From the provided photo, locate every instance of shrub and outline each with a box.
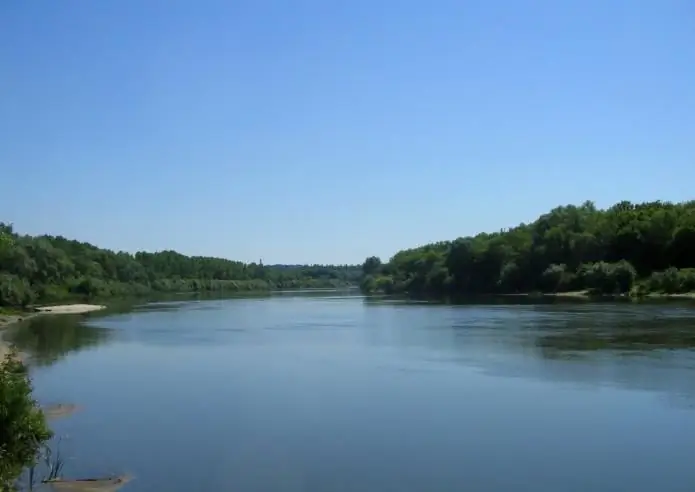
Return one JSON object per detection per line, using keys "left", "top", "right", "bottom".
{"left": 646, "top": 268, "right": 695, "bottom": 294}
{"left": 541, "top": 264, "right": 576, "bottom": 292}
{"left": 0, "top": 275, "right": 36, "bottom": 308}
{"left": 359, "top": 275, "right": 377, "bottom": 294}
{"left": 0, "top": 352, "right": 52, "bottom": 488}
{"left": 577, "top": 261, "right": 637, "bottom": 294}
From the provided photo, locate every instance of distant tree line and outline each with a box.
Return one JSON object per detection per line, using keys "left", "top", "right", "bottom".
{"left": 360, "top": 200, "right": 695, "bottom": 297}
{"left": 0, "top": 223, "right": 360, "bottom": 307}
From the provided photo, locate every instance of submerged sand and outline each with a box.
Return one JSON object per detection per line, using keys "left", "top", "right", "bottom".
{"left": 45, "top": 475, "right": 132, "bottom": 491}
{"left": 43, "top": 403, "right": 82, "bottom": 420}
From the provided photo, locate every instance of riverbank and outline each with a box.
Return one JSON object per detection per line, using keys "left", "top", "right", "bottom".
{"left": 1, "top": 304, "right": 123, "bottom": 487}
{"left": 503, "top": 290, "right": 695, "bottom": 300}
{"left": 503, "top": 291, "right": 593, "bottom": 299}
{"left": 0, "top": 312, "right": 33, "bottom": 359}
{"left": 644, "top": 292, "right": 695, "bottom": 299}
{"left": 0, "top": 304, "right": 106, "bottom": 359}
{"left": 35, "top": 304, "right": 106, "bottom": 314}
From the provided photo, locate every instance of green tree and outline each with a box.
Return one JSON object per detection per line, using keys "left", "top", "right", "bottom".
{"left": 361, "top": 257, "right": 382, "bottom": 276}
{"left": 0, "top": 353, "right": 52, "bottom": 489}
{"left": 0, "top": 224, "right": 363, "bottom": 307}
{"left": 359, "top": 199, "right": 695, "bottom": 297}
{"left": 541, "top": 264, "right": 574, "bottom": 292}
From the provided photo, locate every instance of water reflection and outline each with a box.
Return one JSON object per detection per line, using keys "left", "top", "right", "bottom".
{"left": 363, "top": 298, "right": 695, "bottom": 407}
{"left": 533, "top": 308, "right": 695, "bottom": 354}
{"left": 7, "top": 315, "right": 112, "bottom": 366}
{"left": 537, "top": 326, "right": 695, "bottom": 353}
{"left": 22, "top": 295, "right": 695, "bottom": 492}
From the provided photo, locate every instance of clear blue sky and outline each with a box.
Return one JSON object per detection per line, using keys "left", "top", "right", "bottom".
{"left": 1, "top": 1, "right": 693, "bottom": 265}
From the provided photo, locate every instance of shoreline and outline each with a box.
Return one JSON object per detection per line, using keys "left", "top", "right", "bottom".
{"left": 644, "top": 292, "right": 695, "bottom": 299}
{"left": 1, "top": 304, "right": 118, "bottom": 485}
{"left": 502, "top": 291, "right": 592, "bottom": 299}
{"left": 504, "top": 291, "right": 695, "bottom": 300}
{"left": 0, "top": 304, "right": 106, "bottom": 359}
{"left": 34, "top": 303, "right": 107, "bottom": 314}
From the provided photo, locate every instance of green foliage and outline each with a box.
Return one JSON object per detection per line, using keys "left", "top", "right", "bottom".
{"left": 360, "top": 200, "right": 695, "bottom": 296}
{"left": 360, "top": 275, "right": 377, "bottom": 294}
{"left": 0, "top": 275, "right": 35, "bottom": 308}
{"left": 541, "top": 264, "right": 575, "bottom": 292}
{"left": 644, "top": 268, "right": 695, "bottom": 294}
{"left": 0, "top": 222, "right": 361, "bottom": 307}
{"left": 0, "top": 353, "right": 52, "bottom": 488}
{"left": 361, "top": 257, "right": 382, "bottom": 276}
{"left": 577, "top": 261, "right": 637, "bottom": 294}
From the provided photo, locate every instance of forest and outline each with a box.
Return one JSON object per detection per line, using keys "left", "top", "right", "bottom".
{"left": 0, "top": 223, "right": 360, "bottom": 307}
{"left": 360, "top": 200, "right": 695, "bottom": 297}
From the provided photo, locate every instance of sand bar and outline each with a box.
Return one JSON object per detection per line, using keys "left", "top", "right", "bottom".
{"left": 35, "top": 304, "right": 106, "bottom": 314}
{"left": 1, "top": 304, "right": 105, "bottom": 359}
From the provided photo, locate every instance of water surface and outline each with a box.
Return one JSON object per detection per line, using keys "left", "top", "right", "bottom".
{"left": 13, "top": 294, "right": 695, "bottom": 491}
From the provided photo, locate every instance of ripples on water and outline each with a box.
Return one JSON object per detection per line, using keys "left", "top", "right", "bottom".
{"left": 10, "top": 293, "right": 695, "bottom": 492}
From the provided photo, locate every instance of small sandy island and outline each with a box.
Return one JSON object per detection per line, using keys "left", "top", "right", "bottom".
{"left": 35, "top": 304, "right": 106, "bottom": 314}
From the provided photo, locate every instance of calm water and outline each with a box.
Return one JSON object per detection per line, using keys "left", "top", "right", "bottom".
{"left": 10, "top": 293, "right": 695, "bottom": 491}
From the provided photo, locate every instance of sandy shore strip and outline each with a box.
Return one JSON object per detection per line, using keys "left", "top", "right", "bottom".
{"left": 1, "top": 304, "right": 105, "bottom": 359}
{"left": 502, "top": 290, "right": 591, "bottom": 298}
{"left": 35, "top": 304, "right": 106, "bottom": 314}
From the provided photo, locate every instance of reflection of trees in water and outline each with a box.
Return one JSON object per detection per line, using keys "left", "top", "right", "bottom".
{"left": 7, "top": 315, "right": 112, "bottom": 366}
{"left": 532, "top": 306, "right": 695, "bottom": 355}
{"left": 513, "top": 305, "right": 695, "bottom": 409}
{"left": 537, "top": 329, "right": 695, "bottom": 354}
{"left": 364, "top": 298, "right": 695, "bottom": 407}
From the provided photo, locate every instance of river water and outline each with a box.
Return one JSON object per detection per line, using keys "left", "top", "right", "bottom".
{"left": 9, "top": 293, "right": 695, "bottom": 491}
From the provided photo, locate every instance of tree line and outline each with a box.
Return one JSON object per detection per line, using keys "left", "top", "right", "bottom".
{"left": 0, "top": 223, "right": 360, "bottom": 307}
{"left": 360, "top": 200, "right": 695, "bottom": 297}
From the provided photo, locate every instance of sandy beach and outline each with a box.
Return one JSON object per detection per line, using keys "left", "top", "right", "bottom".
{"left": 0, "top": 304, "right": 106, "bottom": 359}
{"left": 35, "top": 304, "right": 106, "bottom": 314}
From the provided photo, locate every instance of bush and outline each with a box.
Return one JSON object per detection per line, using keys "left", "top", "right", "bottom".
{"left": 359, "top": 275, "right": 377, "bottom": 294}
{"left": 645, "top": 268, "right": 695, "bottom": 294}
{"left": 0, "top": 352, "right": 52, "bottom": 488}
{"left": 0, "top": 274, "right": 36, "bottom": 308}
{"left": 375, "top": 276, "right": 395, "bottom": 294}
{"left": 541, "top": 264, "right": 576, "bottom": 292}
{"left": 578, "top": 261, "right": 637, "bottom": 294}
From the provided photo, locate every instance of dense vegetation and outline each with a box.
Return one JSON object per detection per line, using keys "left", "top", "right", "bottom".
{"left": 360, "top": 200, "right": 695, "bottom": 297}
{"left": 0, "top": 353, "right": 52, "bottom": 489}
{"left": 0, "top": 223, "right": 360, "bottom": 307}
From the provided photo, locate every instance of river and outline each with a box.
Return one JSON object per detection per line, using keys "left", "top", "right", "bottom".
{"left": 8, "top": 293, "right": 695, "bottom": 491}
